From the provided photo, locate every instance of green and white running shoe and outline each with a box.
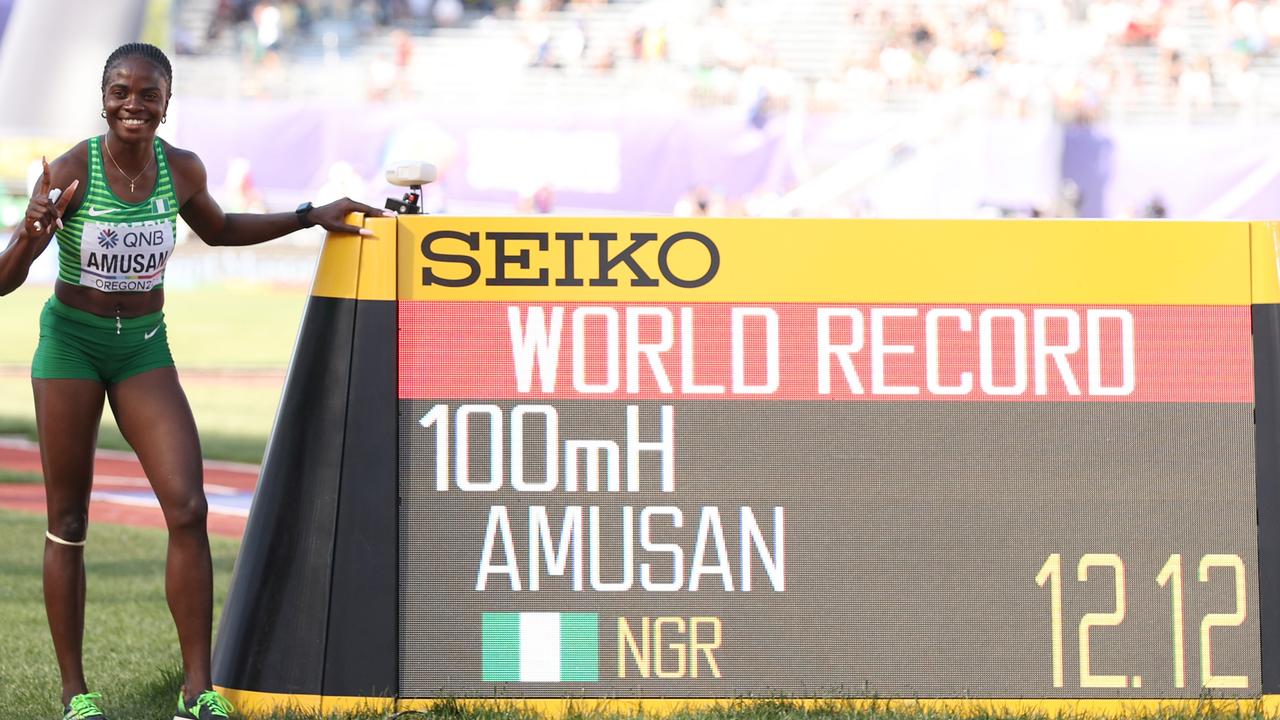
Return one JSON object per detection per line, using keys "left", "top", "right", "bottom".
{"left": 173, "top": 689, "right": 235, "bottom": 719}
{"left": 63, "top": 692, "right": 107, "bottom": 719}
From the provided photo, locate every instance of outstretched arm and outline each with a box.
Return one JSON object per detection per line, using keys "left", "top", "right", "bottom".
{"left": 0, "top": 157, "right": 78, "bottom": 296}
{"left": 176, "top": 150, "right": 391, "bottom": 247}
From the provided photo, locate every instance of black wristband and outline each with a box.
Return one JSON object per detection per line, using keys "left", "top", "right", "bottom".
{"left": 295, "top": 201, "right": 315, "bottom": 229}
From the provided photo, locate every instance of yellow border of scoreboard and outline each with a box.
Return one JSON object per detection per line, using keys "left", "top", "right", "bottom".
{"left": 312, "top": 214, "right": 399, "bottom": 300}
{"left": 392, "top": 217, "right": 1258, "bottom": 305}
{"left": 216, "top": 685, "right": 1280, "bottom": 718}
{"left": 312, "top": 217, "right": 1280, "bottom": 305}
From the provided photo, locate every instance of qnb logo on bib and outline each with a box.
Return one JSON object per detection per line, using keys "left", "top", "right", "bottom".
{"left": 97, "top": 228, "right": 120, "bottom": 249}
{"left": 80, "top": 220, "right": 176, "bottom": 292}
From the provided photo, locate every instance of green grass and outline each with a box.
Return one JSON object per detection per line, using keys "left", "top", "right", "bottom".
{"left": 0, "top": 282, "right": 308, "bottom": 369}
{"left": 0, "top": 408, "right": 270, "bottom": 465}
{"left": 0, "top": 282, "right": 305, "bottom": 464}
{"left": 0, "top": 508, "right": 239, "bottom": 718}
{"left": 0, "top": 376, "right": 276, "bottom": 465}
{"left": 0, "top": 467, "right": 41, "bottom": 483}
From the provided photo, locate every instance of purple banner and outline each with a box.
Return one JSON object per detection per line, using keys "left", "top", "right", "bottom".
{"left": 173, "top": 99, "right": 872, "bottom": 215}
{"left": 173, "top": 98, "right": 1280, "bottom": 219}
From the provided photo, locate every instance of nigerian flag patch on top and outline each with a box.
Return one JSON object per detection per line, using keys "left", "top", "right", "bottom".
{"left": 482, "top": 612, "right": 599, "bottom": 682}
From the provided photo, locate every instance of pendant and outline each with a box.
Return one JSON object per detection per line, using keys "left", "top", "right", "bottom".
{"left": 130, "top": 182, "right": 135, "bottom": 192}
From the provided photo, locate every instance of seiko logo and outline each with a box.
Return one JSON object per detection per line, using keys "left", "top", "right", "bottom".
{"left": 420, "top": 230, "right": 721, "bottom": 288}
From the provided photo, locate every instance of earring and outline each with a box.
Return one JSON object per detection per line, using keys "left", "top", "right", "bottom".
{"left": 161, "top": 116, "right": 167, "bottom": 124}
{"left": 101, "top": 110, "right": 107, "bottom": 118}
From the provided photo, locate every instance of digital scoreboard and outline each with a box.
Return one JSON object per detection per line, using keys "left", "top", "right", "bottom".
{"left": 213, "top": 217, "right": 1280, "bottom": 714}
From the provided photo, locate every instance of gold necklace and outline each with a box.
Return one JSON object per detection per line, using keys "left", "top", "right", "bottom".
{"left": 104, "top": 136, "right": 154, "bottom": 193}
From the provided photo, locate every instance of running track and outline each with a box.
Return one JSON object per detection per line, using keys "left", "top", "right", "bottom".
{"left": 0, "top": 437, "right": 254, "bottom": 539}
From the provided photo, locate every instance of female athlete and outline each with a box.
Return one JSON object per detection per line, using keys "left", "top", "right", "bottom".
{"left": 0, "top": 42, "right": 389, "bottom": 720}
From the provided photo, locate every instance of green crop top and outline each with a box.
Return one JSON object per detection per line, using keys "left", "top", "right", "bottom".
{"left": 53, "top": 136, "right": 179, "bottom": 292}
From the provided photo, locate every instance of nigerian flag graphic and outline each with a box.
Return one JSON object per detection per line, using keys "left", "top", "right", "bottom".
{"left": 482, "top": 612, "right": 599, "bottom": 682}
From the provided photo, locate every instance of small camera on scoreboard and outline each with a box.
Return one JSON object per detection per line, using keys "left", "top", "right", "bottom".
{"left": 385, "top": 161, "right": 437, "bottom": 215}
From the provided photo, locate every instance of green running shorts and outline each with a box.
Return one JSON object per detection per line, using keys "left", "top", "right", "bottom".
{"left": 31, "top": 296, "right": 174, "bottom": 384}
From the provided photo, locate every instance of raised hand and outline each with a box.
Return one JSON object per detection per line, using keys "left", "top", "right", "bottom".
{"left": 25, "top": 157, "right": 78, "bottom": 239}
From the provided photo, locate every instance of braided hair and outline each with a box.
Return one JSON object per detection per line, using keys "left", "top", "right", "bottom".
{"left": 101, "top": 42, "right": 173, "bottom": 94}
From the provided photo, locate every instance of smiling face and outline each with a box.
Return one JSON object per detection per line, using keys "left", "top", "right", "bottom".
{"left": 101, "top": 57, "right": 170, "bottom": 142}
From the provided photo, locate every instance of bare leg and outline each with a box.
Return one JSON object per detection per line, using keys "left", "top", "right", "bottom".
{"left": 107, "top": 367, "right": 212, "bottom": 695}
{"left": 34, "top": 377, "right": 107, "bottom": 705}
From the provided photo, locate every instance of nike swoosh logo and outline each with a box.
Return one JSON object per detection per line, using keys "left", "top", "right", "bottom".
{"left": 143, "top": 324, "right": 161, "bottom": 340}
{"left": 87, "top": 207, "right": 117, "bottom": 217}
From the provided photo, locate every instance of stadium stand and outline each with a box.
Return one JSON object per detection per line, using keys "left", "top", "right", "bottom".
{"left": 168, "top": 0, "right": 1280, "bottom": 121}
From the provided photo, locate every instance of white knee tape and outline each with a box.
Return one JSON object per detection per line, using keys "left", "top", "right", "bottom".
{"left": 45, "top": 531, "right": 86, "bottom": 547}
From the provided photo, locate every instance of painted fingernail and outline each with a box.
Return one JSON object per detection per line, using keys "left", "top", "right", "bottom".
{"left": 56, "top": 218, "right": 64, "bottom": 230}
{"left": 382, "top": 210, "right": 398, "bottom": 216}
{"left": 359, "top": 228, "right": 375, "bottom": 237}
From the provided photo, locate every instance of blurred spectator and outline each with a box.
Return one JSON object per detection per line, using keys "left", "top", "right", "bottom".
{"left": 1223, "top": 53, "right": 1261, "bottom": 120}
{"left": 363, "top": 31, "right": 412, "bottom": 101}
{"left": 175, "top": 0, "right": 1280, "bottom": 122}
{"left": 1177, "top": 55, "right": 1214, "bottom": 117}
{"left": 205, "top": 0, "right": 251, "bottom": 49}
{"left": 1229, "top": 0, "right": 1266, "bottom": 55}
{"left": 367, "top": 52, "right": 398, "bottom": 100}
{"left": 392, "top": 28, "right": 414, "bottom": 94}
{"left": 253, "top": 1, "right": 283, "bottom": 55}
{"left": 222, "top": 158, "right": 267, "bottom": 213}
{"left": 1121, "top": 1, "right": 1165, "bottom": 45}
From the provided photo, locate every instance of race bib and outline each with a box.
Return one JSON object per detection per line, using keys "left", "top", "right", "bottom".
{"left": 79, "top": 219, "right": 176, "bottom": 292}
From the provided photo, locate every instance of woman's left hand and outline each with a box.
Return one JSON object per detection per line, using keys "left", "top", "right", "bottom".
{"left": 308, "top": 198, "right": 397, "bottom": 237}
